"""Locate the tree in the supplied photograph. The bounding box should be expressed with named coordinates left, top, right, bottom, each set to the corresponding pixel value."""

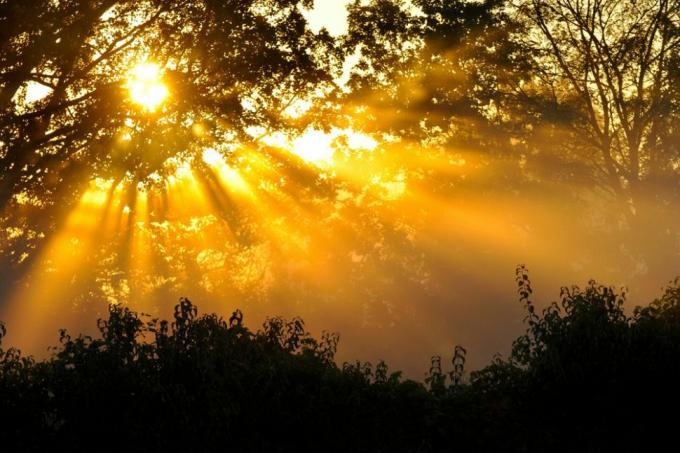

left=342, top=0, right=559, bottom=200
left=343, top=0, right=517, bottom=143
left=3, top=273, right=680, bottom=451
left=342, top=0, right=680, bottom=279
left=345, top=0, right=680, bottom=205
left=0, top=0, right=340, bottom=293
left=512, top=0, right=680, bottom=206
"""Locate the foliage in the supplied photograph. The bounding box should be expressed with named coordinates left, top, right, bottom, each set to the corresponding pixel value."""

left=347, top=0, right=680, bottom=202
left=0, top=0, right=340, bottom=286
left=2, top=270, right=680, bottom=451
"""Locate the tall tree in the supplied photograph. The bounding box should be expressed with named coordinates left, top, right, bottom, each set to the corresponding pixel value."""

left=343, top=0, right=534, bottom=187
left=0, top=0, right=340, bottom=293
left=513, top=0, right=680, bottom=206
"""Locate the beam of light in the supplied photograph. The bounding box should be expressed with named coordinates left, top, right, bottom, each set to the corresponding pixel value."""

left=1, top=178, right=120, bottom=354
left=165, top=163, right=212, bottom=218
left=127, top=62, right=169, bottom=111
left=1, top=130, right=423, bottom=359
left=201, top=148, right=253, bottom=197
left=127, top=188, right=152, bottom=301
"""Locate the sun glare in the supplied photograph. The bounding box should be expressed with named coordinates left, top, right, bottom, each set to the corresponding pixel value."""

left=127, top=63, right=169, bottom=111
left=202, top=148, right=223, bottom=166
left=290, top=129, right=378, bottom=164
left=25, top=81, right=52, bottom=103
left=292, top=130, right=336, bottom=164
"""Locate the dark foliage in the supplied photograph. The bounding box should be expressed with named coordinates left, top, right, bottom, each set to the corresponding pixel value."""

left=2, top=269, right=680, bottom=452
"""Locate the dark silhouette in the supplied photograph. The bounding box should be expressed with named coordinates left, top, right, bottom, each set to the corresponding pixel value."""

left=2, top=267, right=680, bottom=452
left=1, top=0, right=679, bottom=371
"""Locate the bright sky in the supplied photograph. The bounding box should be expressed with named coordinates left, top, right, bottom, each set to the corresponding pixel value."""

left=304, top=0, right=351, bottom=36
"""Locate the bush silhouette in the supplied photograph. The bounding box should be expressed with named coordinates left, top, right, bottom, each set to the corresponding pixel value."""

left=2, top=270, right=680, bottom=452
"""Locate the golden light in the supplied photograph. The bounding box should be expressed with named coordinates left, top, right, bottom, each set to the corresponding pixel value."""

left=347, top=132, right=378, bottom=151
left=201, top=148, right=252, bottom=195
left=290, top=129, right=378, bottom=164
left=192, top=122, right=206, bottom=137
left=25, top=81, right=52, bottom=103
left=202, top=148, right=223, bottom=166
left=292, top=130, right=336, bottom=164
left=127, top=63, right=169, bottom=111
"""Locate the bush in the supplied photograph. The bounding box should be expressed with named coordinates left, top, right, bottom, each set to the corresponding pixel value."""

left=2, top=270, right=680, bottom=452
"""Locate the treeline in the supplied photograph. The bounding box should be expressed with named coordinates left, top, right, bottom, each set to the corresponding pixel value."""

left=2, top=268, right=680, bottom=452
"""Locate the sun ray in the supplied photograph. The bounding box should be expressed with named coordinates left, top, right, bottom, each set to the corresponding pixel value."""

left=2, top=179, right=120, bottom=353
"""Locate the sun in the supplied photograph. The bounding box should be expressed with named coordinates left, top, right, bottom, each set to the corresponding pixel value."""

left=127, top=63, right=169, bottom=111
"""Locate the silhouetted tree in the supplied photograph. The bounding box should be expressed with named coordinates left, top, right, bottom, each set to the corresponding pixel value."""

left=2, top=270, right=680, bottom=451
